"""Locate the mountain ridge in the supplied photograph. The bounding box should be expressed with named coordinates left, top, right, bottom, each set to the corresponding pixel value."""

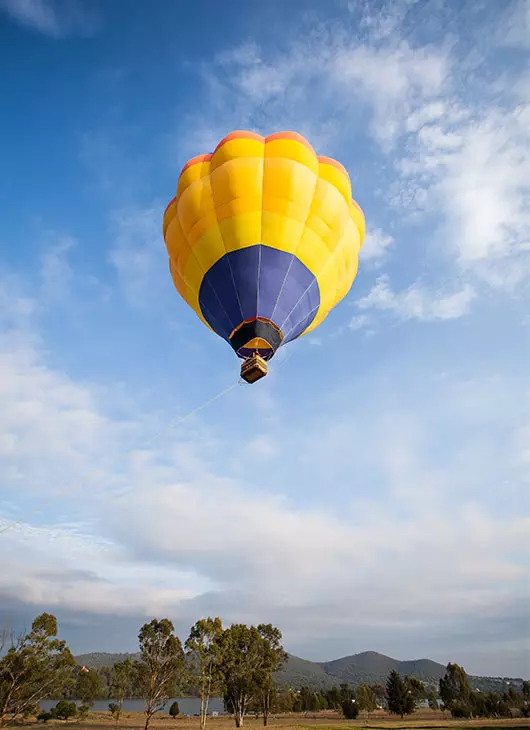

left=75, top=650, right=525, bottom=693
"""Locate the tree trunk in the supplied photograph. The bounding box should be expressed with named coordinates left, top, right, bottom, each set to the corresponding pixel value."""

left=263, top=691, right=270, bottom=726
left=201, top=673, right=211, bottom=730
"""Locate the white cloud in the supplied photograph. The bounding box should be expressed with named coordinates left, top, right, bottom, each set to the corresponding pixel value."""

left=348, top=314, right=371, bottom=331
left=354, top=274, right=475, bottom=323
left=0, top=522, right=213, bottom=616
left=108, top=205, right=172, bottom=311
left=39, top=235, right=75, bottom=305
left=396, top=102, right=530, bottom=290
left=246, top=434, right=278, bottom=460
left=331, top=41, right=450, bottom=147
left=360, top=227, right=394, bottom=264
left=438, top=112, right=530, bottom=270
left=0, top=0, right=94, bottom=37
left=497, top=0, right=530, bottom=49
left=0, top=275, right=134, bottom=498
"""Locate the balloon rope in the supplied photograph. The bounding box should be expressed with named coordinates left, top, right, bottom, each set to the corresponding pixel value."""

left=0, top=380, right=238, bottom=536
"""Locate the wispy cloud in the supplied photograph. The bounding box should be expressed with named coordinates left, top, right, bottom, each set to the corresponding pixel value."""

left=39, top=235, right=75, bottom=305
left=0, top=0, right=96, bottom=37
left=108, top=205, right=171, bottom=312
left=354, top=274, right=475, bottom=324
left=360, top=227, right=394, bottom=266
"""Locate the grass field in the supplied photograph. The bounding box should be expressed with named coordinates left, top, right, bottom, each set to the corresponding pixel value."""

left=21, top=709, right=530, bottom=730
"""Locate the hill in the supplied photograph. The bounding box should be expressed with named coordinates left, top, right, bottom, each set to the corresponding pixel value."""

left=76, top=650, right=525, bottom=693
left=76, top=652, right=140, bottom=668
left=322, top=651, right=447, bottom=687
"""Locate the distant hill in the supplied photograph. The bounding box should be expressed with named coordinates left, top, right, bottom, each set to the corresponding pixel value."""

left=273, top=652, right=448, bottom=691
left=76, top=650, right=524, bottom=694
left=322, top=651, right=447, bottom=687
left=76, top=652, right=140, bottom=668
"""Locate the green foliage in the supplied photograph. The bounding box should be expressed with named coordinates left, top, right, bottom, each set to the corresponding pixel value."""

left=74, top=667, right=103, bottom=704
left=51, top=700, right=77, bottom=720
left=137, top=618, right=185, bottom=730
left=427, top=689, right=439, bottom=710
left=216, top=622, right=287, bottom=728
left=439, top=662, right=472, bottom=718
left=77, top=704, right=90, bottom=722
left=109, top=657, right=135, bottom=728
left=292, top=686, right=320, bottom=712
left=369, top=683, right=386, bottom=706
left=185, top=617, right=223, bottom=730
left=340, top=699, right=359, bottom=719
left=324, top=686, right=341, bottom=710
left=169, top=701, right=180, bottom=717
left=356, top=684, right=377, bottom=712
left=0, top=612, right=75, bottom=727
left=36, top=711, right=52, bottom=723
left=385, top=670, right=415, bottom=718
left=254, top=624, right=289, bottom=726
left=407, top=677, right=426, bottom=703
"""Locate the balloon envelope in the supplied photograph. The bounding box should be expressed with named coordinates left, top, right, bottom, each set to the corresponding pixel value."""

left=163, top=130, right=365, bottom=361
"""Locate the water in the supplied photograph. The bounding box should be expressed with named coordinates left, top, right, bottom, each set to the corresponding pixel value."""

left=40, top=697, right=226, bottom=715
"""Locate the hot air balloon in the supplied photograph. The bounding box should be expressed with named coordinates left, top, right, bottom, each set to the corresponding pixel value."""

left=163, top=131, right=365, bottom=383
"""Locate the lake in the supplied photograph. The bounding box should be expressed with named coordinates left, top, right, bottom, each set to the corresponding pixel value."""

left=40, top=698, right=226, bottom=715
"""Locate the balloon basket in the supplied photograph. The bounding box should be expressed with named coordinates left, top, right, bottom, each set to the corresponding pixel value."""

left=240, top=354, right=268, bottom=384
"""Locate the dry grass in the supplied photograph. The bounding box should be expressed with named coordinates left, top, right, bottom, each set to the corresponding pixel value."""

left=20, top=709, right=530, bottom=730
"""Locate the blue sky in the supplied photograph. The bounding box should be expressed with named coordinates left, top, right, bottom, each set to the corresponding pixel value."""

left=0, top=0, right=529, bottom=678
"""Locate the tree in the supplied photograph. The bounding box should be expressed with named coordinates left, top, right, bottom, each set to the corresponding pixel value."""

left=268, top=686, right=294, bottom=715
left=356, top=684, right=377, bottom=712
left=369, top=684, right=386, bottom=708
left=216, top=623, right=285, bottom=728
left=427, top=689, right=439, bottom=710
left=338, top=684, right=358, bottom=719
left=439, top=663, right=472, bottom=718
left=51, top=700, right=77, bottom=720
left=297, top=686, right=316, bottom=713
left=386, top=670, right=415, bottom=718
left=0, top=613, right=75, bottom=727
left=341, top=700, right=359, bottom=719
left=110, top=658, right=135, bottom=729
left=185, top=617, right=223, bottom=730
left=169, top=701, right=180, bottom=718
left=325, top=687, right=341, bottom=710
left=407, top=677, right=426, bottom=705
left=137, top=618, right=185, bottom=730
left=74, top=666, right=102, bottom=705
left=254, top=624, right=288, bottom=726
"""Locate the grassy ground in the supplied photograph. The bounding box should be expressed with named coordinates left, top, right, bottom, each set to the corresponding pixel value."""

left=20, top=709, right=530, bottom=730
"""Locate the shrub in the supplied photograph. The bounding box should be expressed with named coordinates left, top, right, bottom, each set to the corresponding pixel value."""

left=52, top=700, right=77, bottom=720
left=451, top=703, right=472, bottom=719
left=169, top=701, right=180, bottom=718
left=341, top=699, right=359, bottom=719
left=77, top=704, right=90, bottom=722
